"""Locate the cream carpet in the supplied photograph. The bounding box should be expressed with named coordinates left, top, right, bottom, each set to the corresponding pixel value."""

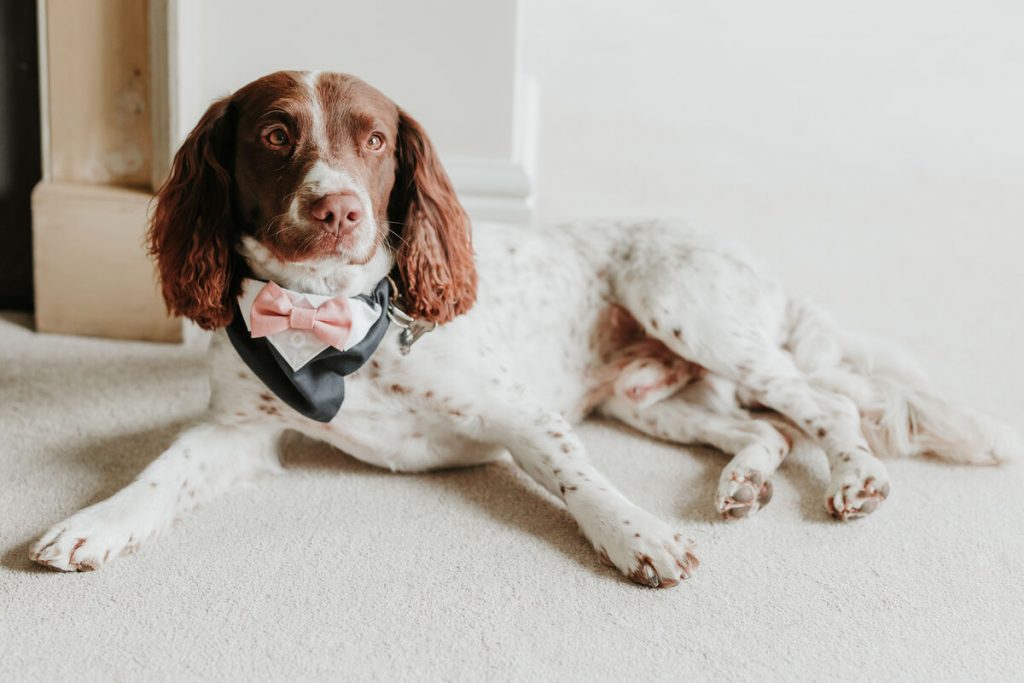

left=1, top=265, right=1022, bottom=681
left=4, top=1, right=1024, bottom=679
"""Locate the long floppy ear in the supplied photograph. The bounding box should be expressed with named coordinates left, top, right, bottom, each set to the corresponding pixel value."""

left=147, top=96, right=238, bottom=330
left=388, top=109, right=477, bottom=324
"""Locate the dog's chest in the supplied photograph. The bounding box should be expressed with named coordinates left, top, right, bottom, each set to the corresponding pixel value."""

left=318, top=355, right=500, bottom=471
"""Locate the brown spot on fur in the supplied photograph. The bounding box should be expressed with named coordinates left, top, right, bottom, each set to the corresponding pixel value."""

left=260, top=393, right=273, bottom=402
left=561, top=443, right=572, bottom=453
left=69, top=538, right=86, bottom=564
left=390, top=384, right=411, bottom=394
left=817, top=428, right=828, bottom=438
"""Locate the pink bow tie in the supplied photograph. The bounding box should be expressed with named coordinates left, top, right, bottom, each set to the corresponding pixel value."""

left=249, top=281, right=352, bottom=350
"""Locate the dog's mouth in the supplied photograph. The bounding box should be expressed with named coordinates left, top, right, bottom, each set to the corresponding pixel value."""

left=253, top=219, right=380, bottom=265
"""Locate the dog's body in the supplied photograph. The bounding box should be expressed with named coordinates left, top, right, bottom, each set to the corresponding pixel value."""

left=30, top=72, right=1020, bottom=586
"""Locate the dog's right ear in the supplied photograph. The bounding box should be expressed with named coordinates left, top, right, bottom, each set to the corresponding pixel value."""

left=148, top=96, right=238, bottom=330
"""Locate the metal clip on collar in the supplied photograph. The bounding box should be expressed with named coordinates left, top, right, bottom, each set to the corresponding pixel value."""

left=386, top=302, right=435, bottom=355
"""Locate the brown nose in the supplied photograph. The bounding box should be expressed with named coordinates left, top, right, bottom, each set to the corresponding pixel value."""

left=309, top=193, right=362, bottom=235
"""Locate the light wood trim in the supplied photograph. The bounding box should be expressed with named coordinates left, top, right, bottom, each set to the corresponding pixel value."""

left=36, top=0, right=51, bottom=180
left=34, top=0, right=181, bottom=341
left=32, top=182, right=181, bottom=342
left=45, top=0, right=152, bottom=188
left=148, top=0, right=173, bottom=190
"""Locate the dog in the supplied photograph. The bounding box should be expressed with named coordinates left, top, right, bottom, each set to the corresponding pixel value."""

left=30, top=71, right=1021, bottom=587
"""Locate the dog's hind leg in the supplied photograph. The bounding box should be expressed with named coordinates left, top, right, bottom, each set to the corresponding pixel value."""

left=599, top=375, right=792, bottom=518
left=608, top=226, right=890, bottom=520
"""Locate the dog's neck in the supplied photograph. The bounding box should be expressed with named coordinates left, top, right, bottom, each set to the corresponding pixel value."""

left=238, top=235, right=393, bottom=298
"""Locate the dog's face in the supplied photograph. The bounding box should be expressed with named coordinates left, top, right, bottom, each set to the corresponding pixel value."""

left=231, top=72, right=398, bottom=265
left=148, top=70, right=477, bottom=330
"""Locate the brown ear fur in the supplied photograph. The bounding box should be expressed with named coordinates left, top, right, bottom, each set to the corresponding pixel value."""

left=388, top=110, right=477, bottom=324
left=147, top=96, right=238, bottom=330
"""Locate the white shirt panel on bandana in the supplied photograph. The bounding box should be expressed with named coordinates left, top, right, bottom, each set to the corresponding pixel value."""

left=237, top=278, right=383, bottom=372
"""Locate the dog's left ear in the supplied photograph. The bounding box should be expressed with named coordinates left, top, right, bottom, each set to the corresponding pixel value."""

left=387, top=109, right=476, bottom=324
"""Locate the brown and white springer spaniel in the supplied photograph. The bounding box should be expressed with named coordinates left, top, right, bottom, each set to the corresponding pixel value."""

left=29, top=71, right=1021, bottom=587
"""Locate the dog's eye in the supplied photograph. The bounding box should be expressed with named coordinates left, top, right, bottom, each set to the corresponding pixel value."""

left=367, top=133, right=385, bottom=151
left=262, top=127, right=291, bottom=149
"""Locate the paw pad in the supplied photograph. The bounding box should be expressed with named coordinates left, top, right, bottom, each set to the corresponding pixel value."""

left=827, top=476, right=890, bottom=521
left=717, top=470, right=773, bottom=520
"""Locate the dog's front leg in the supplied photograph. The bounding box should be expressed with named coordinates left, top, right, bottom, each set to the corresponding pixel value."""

left=488, top=407, right=698, bottom=588
left=30, top=419, right=282, bottom=571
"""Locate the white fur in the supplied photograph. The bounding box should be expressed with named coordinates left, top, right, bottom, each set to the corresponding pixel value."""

left=30, top=219, right=1021, bottom=583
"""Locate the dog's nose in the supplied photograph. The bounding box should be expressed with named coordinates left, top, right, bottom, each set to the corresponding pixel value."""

left=309, top=193, right=362, bottom=235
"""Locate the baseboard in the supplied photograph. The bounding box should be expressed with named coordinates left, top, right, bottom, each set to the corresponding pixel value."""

left=444, top=76, right=538, bottom=225
left=31, top=180, right=181, bottom=342
left=446, top=157, right=533, bottom=223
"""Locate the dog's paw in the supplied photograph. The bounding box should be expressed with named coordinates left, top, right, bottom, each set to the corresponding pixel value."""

left=29, top=503, right=149, bottom=572
left=825, top=463, right=891, bottom=521
left=715, top=467, right=773, bottom=519
left=584, top=506, right=698, bottom=588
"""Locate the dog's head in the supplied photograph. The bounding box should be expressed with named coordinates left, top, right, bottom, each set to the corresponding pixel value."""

left=148, top=70, right=476, bottom=330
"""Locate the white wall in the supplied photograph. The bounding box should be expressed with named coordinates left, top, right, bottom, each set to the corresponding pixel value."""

left=521, top=0, right=1024, bottom=417
left=172, top=0, right=529, bottom=219
left=523, top=0, right=1023, bottom=220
